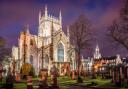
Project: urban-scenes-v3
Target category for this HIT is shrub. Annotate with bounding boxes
[20,63,35,78]
[77,76,83,83]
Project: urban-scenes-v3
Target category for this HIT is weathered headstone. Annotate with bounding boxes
[38,68,48,89]
[27,75,33,89]
[5,70,14,89]
[50,65,59,87]
[15,72,21,82]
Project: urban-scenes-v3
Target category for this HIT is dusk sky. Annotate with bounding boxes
[0,0,127,57]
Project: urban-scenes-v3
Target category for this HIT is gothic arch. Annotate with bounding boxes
[30,55,34,65]
[57,42,64,62]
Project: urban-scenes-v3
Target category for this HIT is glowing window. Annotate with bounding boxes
[57,43,64,62]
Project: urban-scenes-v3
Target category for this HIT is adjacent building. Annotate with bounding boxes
[81,56,93,75]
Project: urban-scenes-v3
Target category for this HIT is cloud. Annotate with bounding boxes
[0,1,41,29]
[98,1,123,27]
[0,0,126,56]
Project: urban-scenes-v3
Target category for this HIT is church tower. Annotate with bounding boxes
[12,5,76,76]
[93,44,101,59]
[38,5,62,47]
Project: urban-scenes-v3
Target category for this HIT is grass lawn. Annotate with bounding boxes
[58,76,76,89]
[58,76,128,89]
[1,76,128,89]
[14,83,26,89]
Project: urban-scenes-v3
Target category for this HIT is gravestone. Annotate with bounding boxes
[5,70,14,89]
[71,70,76,80]
[50,65,59,87]
[15,72,21,82]
[27,75,33,89]
[38,69,48,89]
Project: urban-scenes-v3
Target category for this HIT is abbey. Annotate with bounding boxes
[12,5,76,75]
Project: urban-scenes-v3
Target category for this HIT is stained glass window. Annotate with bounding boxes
[30,55,33,65]
[57,43,64,62]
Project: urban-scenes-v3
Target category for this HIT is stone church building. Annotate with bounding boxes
[12,6,76,75]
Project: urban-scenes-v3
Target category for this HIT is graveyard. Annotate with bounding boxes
[0,76,120,89]
[0,65,128,89]
[0,0,128,89]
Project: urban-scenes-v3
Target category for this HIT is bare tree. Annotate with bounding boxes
[107,0,128,51]
[70,15,93,79]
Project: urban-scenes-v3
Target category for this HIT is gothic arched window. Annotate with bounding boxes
[30,55,33,65]
[57,43,64,62]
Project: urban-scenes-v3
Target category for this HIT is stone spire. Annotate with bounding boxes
[96,44,99,51]
[94,43,101,59]
[59,10,62,25]
[51,20,54,37]
[26,24,30,34]
[45,5,48,18]
[67,26,70,40]
[39,11,41,23]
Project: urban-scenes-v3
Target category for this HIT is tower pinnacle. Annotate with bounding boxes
[59,10,62,25]
[26,24,29,34]
[94,43,101,59]
[39,11,41,23]
[45,5,48,18]
[96,44,99,51]
[67,26,70,39]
